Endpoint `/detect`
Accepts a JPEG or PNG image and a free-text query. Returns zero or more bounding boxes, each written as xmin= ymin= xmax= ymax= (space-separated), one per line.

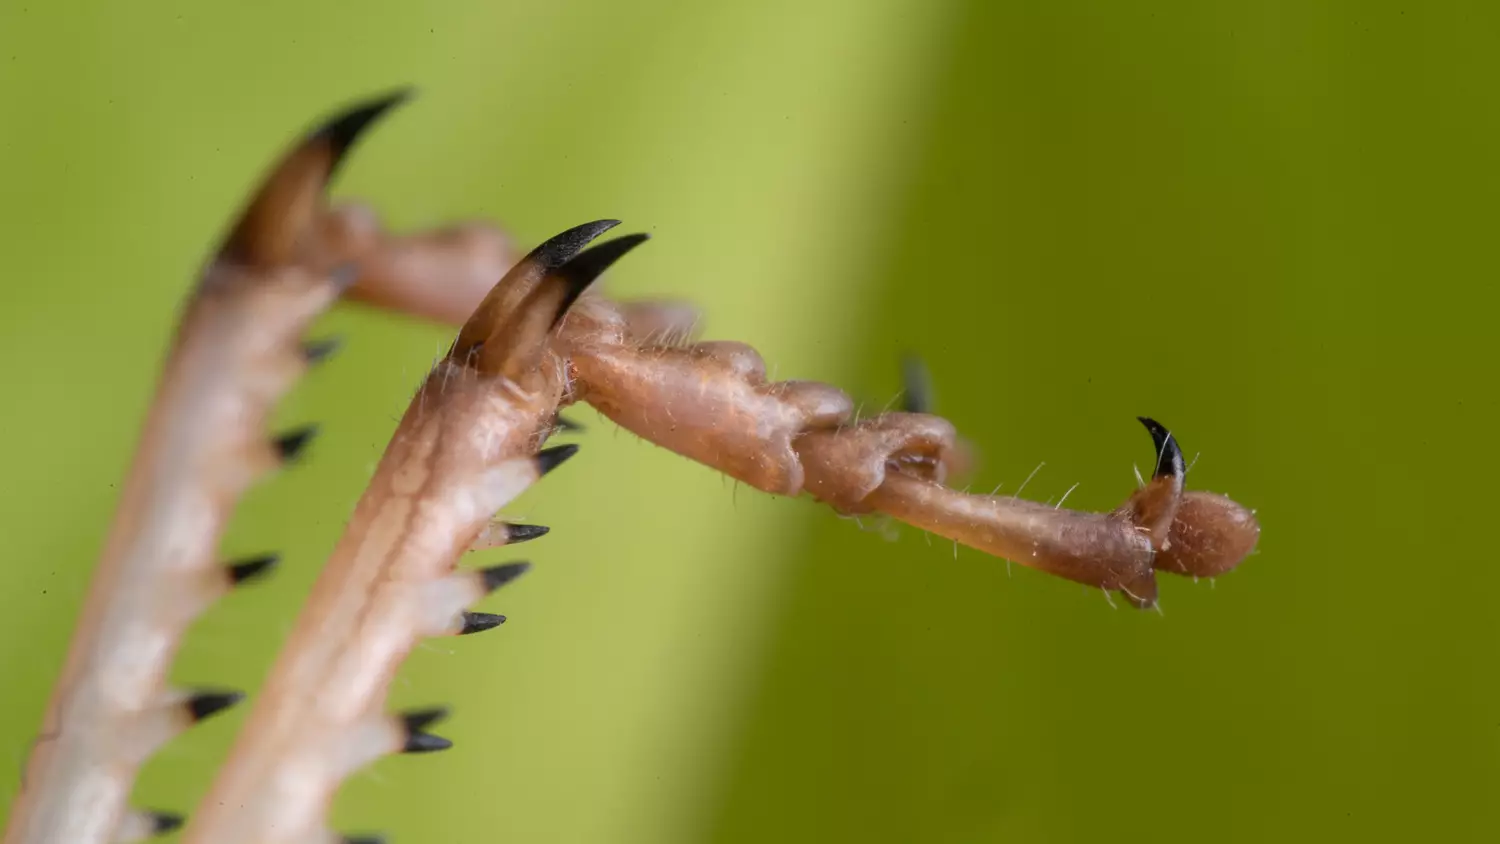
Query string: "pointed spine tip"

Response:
xmin=401 ymin=706 xmax=450 ymax=733
xmin=273 ymin=424 xmax=320 ymax=464
xmin=1136 ymin=417 xmax=1184 ymax=479
xmin=480 ymin=561 xmax=531 ymax=594
xmin=403 ymin=732 xmax=453 ymax=754
xmin=459 ymin=611 xmax=507 ymax=635
xmin=399 ymin=707 xmax=453 ymax=754
xmin=536 ymin=443 xmax=580 ymax=476
xmin=503 ymin=522 xmax=550 ymax=544
xmin=227 ymin=552 xmax=280 ymax=585
xmin=302 ymin=336 xmax=343 ymax=365
xmin=148 ymin=811 xmax=185 ymax=835
xmin=185 ymin=689 xmax=245 ymax=722
xmin=314 ymin=88 xmax=415 ymax=174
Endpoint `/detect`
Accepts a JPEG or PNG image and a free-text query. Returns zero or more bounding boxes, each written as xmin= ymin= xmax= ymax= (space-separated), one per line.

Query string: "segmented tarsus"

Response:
xmin=552 ymin=288 xmax=1260 ymax=610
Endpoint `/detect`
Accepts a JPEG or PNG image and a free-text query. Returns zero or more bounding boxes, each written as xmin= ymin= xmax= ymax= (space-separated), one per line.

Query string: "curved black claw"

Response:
xmin=536 ymin=444 xmax=580 ymax=476
xmin=302 ymin=336 xmax=343 ymax=365
xmin=221 ymin=90 xmax=413 ymax=267
xmin=479 ymin=562 xmax=532 ymax=594
xmin=185 ymin=689 xmax=245 ymax=723
xmin=313 ymin=88 xmax=414 ymax=178
xmin=503 ymin=523 xmax=550 ymax=544
xmin=272 ymin=424 xmax=320 ymax=464
xmin=399 ymin=707 xmax=453 ymax=754
xmin=226 ymin=552 xmax=280 ymax=586
xmin=459 ymin=611 xmax=507 ymax=635
xmin=529 ymin=219 xmax=623 ymax=270
xmin=554 ymin=414 xmax=585 ymax=433
xmin=452 ymin=222 xmax=624 ymax=364
xmin=1137 ymin=417 xmax=1184 ymax=480
xmin=549 ymin=233 xmax=652 ymax=327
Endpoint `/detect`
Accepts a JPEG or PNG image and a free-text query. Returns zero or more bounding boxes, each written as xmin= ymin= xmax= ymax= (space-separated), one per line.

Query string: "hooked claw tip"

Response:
xmin=398 ymin=707 xmax=453 ymax=754
xmin=528 ymin=219 xmax=623 ymax=270
xmin=219 ymin=89 xmax=412 ymax=269
xmin=536 ymin=443 xmax=581 ymax=476
xmin=1136 ymin=417 xmax=1184 ymax=480
xmin=549 ymin=233 xmax=651 ymax=326
xmin=400 ymin=707 xmax=450 ymax=734
xmin=313 ymin=87 xmax=415 ymax=176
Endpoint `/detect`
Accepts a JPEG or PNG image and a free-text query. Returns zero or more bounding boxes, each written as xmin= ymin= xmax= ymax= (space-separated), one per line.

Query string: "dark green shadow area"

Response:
xmin=706 ymin=1 xmax=1499 ymax=841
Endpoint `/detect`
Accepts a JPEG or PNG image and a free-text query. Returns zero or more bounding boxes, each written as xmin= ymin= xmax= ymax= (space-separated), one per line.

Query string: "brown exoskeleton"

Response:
xmin=3 ymin=90 xmax=1260 ymax=844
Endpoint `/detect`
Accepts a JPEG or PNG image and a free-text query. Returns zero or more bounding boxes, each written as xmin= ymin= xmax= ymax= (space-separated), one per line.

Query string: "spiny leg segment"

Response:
xmin=3 ymin=91 xmax=541 ymax=844
xmin=178 ymin=217 xmax=646 ymax=842
xmin=3 ymin=95 xmax=396 ymax=844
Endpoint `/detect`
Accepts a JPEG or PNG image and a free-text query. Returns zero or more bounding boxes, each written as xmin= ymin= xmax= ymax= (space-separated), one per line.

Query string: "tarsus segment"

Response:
xmin=555 ymin=300 xmax=1259 ymax=608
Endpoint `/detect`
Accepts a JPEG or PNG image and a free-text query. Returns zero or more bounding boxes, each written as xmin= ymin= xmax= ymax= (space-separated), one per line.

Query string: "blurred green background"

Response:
xmin=2 ymin=1 xmax=1496 ymax=841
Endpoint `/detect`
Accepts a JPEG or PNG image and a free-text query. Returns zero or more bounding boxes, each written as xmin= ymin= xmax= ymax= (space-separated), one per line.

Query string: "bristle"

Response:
xmin=503 ymin=523 xmax=550 ymax=544
xmin=302 ymin=336 xmax=343 ymax=365
xmin=479 ymin=562 xmax=531 ymax=594
xmin=273 ymin=425 xmax=320 ymax=464
xmin=548 ymin=233 xmax=651 ymax=326
xmin=227 ymin=552 xmax=280 ymax=585
xmin=535 ymin=443 xmax=580 ymax=476
xmin=184 ymin=689 xmax=245 ymax=723
xmin=459 ymin=611 xmax=507 ymax=635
